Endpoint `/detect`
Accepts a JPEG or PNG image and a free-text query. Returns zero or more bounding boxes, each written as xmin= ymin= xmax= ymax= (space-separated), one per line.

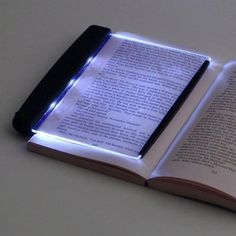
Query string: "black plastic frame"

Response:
xmin=12 ymin=25 xmax=111 ymax=136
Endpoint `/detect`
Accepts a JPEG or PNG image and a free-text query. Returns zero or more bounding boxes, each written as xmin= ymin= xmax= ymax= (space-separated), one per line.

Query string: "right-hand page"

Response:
xmin=151 ymin=61 xmax=236 ymax=197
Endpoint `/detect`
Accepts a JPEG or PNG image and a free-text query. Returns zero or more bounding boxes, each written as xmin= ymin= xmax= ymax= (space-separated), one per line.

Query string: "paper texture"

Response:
xmin=153 ymin=61 xmax=236 ymax=197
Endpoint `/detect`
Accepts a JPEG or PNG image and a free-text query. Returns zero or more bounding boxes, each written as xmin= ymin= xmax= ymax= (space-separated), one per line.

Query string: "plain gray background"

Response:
xmin=1 ymin=1 xmax=236 ymax=235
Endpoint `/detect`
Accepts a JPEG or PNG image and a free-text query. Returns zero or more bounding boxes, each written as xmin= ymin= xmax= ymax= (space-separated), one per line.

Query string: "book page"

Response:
xmin=35 ymin=35 xmax=208 ymax=158
xmin=151 ymin=61 xmax=236 ymax=197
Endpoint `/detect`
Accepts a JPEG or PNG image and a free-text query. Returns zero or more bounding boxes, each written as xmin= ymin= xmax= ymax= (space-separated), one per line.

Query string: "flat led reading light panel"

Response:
xmin=13 ymin=25 xmax=210 ymax=159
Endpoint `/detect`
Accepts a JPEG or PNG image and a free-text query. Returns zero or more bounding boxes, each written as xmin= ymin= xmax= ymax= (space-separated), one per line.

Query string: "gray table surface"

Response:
xmin=1 ymin=1 xmax=236 ymax=235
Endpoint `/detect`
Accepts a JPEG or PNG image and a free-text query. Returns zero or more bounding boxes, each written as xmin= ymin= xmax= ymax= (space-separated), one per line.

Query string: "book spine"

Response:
xmin=12 ymin=25 xmax=111 ymax=136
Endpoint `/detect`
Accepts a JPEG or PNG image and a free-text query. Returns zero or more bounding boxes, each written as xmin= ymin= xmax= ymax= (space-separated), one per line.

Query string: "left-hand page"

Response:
xmin=33 ymin=34 xmax=208 ymax=158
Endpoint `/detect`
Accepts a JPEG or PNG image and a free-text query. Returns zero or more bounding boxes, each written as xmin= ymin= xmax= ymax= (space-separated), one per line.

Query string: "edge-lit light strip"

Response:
xmin=33 ymin=30 xmax=112 ymax=130
xmin=112 ymin=33 xmax=211 ymax=61
xmin=32 ymin=130 xmax=142 ymax=160
xmin=32 ymin=56 xmax=94 ymax=131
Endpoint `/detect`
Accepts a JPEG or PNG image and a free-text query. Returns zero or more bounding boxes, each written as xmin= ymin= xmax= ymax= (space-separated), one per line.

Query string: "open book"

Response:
xmin=15 ymin=26 xmax=236 ymax=211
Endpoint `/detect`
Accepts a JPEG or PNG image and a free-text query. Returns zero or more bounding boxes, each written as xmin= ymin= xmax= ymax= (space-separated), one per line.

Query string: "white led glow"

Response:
xmin=32 ymin=129 xmax=142 ymax=160
xmin=67 ymin=78 xmax=76 ymax=87
xmin=86 ymin=56 xmax=93 ymax=64
xmin=49 ymin=101 xmax=57 ymax=110
xmin=32 ymin=54 xmax=96 ymax=132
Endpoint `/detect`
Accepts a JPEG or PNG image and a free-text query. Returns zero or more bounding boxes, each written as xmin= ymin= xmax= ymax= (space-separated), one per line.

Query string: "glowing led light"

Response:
xmin=32 ymin=55 xmax=97 ymax=132
xmin=86 ymin=56 xmax=93 ymax=64
xmin=67 ymin=78 xmax=76 ymax=87
xmin=32 ymin=130 xmax=142 ymax=160
xmin=49 ymin=101 xmax=57 ymax=110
